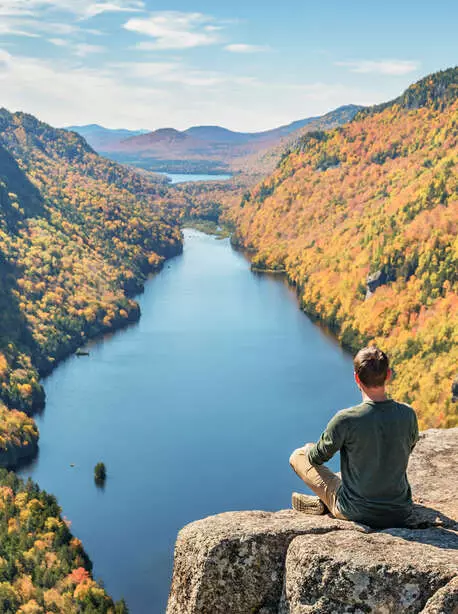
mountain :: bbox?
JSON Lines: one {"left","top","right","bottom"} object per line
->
{"left": 180, "top": 113, "right": 334, "bottom": 144}
{"left": 119, "top": 127, "right": 203, "bottom": 151}
{"left": 65, "top": 123, "right": 149, "bottom": 150}
{"left": 69, "top": 106, "right": 363, "bottom": 175}
{"left": 0, "top": 108, "right": 183, "bottom": 609}
{"left": 358, "top": 66, "right": 458, "bottom": 117}
{"left": 227, "top": 67, "right": 458, "bottom": 429}
{"left": 232, "top": 104, "right": 364, "bottom": 175}
{"left": 184, "top": 125, "right": 254, "bottom": 144}
{"left": 0, "top": 107, "right": 181, "bottom": 420}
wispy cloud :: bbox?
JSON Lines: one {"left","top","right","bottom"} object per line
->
{"left": 124, "top": 11, "right": 223, "bottom": 50}
{"left": 0, "top": 21, "right": 41, "bottom": 37}
{"left": 48, "top": 38, "right": 68, "bottom": 46}
{"left": 112, "top": 60, "right": 259, "bottom": 88}
{"left": 0, "top": 46, "right": 390, "bottom": 132}
{"left": 74, "top": 43, "right": 105, "bottom": 56}
{"left": 335, "top": 59, "right": 420, "bottom": 76}
{"left": 46, "top": 38, "right": 105, "bottom": 55}
{"left": 0, "top": 49, "right": 13, "bottom": 77}
{"left": 225, "top": 44, "right": 270, "bottom": 54}
{"left": 0, "top": 0, "right": 145, "bottom": 19}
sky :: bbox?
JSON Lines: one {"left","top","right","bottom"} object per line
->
{"left": 0, "top": 0, "right": 457, "bottom": 132}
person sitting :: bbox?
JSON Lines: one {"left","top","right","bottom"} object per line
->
{"left": 289, "top": 346, "right": 419, "bottom": 528}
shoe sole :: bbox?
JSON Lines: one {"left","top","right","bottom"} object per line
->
{"left": 292, "top": 492, "right": 326, "bottom": 515}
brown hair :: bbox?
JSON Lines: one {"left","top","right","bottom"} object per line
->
{"left": 354, "top": 346, "right": 389, "bottom": 388}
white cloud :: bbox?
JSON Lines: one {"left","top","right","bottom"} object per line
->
{"left": 225, "top": 44, "right": 270, "bottom": 53}
{"left": 0, "top": 49, "right": 163, "bottom": 127}
{"left": 0, "top": 47, "right": 391, "bottom": 133}
{"left": 0, "top": 21, "right": 40, "bottom": 37}
{"left": 48, "top": 38, "right": 68, "bottom": 46}
{"left": 335, "top": 59, "right": 420, "bottom": 76}
{"left": 79, "top": 1, "right": 144, "bottom": 18}
{"left": 0, "top": 0, "right": 144, "bottom": 19}
{"left": 0, "top": 49, "right": 13, "bottom": 77}
{"left": 74, "top": 43, "right": 105, "bottom": 56}
{"left": 46, "top": 38, "right": 106, "bottom": 55}
{"left": 112, "top": 60, "right": 259, "bottom": 88}
{"left": 124, "top": 11, "right": 222, "bottom": 50}
{"left": 0, "top": 7, "right": 112, "bottom": 41}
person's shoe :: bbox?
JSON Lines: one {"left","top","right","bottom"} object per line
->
{"left": 292, "top": 492, "right": 326, "bottom": 515}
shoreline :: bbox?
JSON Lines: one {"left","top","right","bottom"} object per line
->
{"left": 6, "top": 242, "right": 184, "bottom": 470}
{"left": 229, "top": 232, "right": 354, "bottom": 356}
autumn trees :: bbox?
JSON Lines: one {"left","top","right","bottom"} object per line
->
{"left": 227, "top": 68, "right": 458, "bottom": 429}
{"left": 0, "top": 469, "right": 125, "bottom": 612}
{"left": 0, "top": 111, "right": 183, "bottom": 458}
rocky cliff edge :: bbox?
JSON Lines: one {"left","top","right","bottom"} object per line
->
{"left": 167, "top": 428, "right": 458, "bottom": 614}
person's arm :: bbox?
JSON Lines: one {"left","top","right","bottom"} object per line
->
{"left": 308, "top": 412, "right": 346, "bottom": 465}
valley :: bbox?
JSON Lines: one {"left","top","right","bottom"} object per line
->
{"left": 0, "top": 64, "right": 456, "bottom": 612}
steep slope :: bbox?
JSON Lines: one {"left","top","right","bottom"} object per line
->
{"left": 228, "top": 67, "right": 458, "bottom": 428}
{"left": 0, "top": 468, "right": 128, "bottom": 612}
{"left": 0, "top": 109, "right": 181, "bottom": 425}
{"left": 233, "top": 105, "right": 364, "bottom": 175}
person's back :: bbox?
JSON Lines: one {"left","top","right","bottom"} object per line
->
{"left": 289, "top": 346, "right": 419, "bottom": 529}
{"left": 319, "top": 399, "right": 417, "bottom": 527}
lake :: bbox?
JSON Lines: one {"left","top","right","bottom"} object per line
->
{"left": 19, "top": 230, "right": 360, "bottom": 613}
{"left": 165, "top": 173, "right": 232, "bottom": 184}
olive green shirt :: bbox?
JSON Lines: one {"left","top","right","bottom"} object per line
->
{"left": 309, "top": 399, "right": 419, "bottom": 528}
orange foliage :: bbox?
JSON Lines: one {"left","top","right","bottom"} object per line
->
{"left": 229, "top": 89, "right": 458, "bottom": 428}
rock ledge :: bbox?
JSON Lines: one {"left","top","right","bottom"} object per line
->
{"left": 167, "top": 428, "right": 458, "bottom": 614}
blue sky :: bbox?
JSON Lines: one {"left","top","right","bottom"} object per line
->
{"left": 0, "top": 0, "right": 457, "bottom": 131}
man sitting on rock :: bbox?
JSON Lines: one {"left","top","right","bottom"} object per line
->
{"left": 289, "top": 346, "right": 419, "bottom": 528}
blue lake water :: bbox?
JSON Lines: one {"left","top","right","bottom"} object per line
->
{"left": 19, "top": 230, "right": 360, "bottom": 613}
{"left": 165, "top": 173, "right": 232, "bottom": 184}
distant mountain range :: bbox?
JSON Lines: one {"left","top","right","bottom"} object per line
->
{"left": 65, "top": 105, "right": 363, "bottom": 175}
{"left": 65, "top": 124, "right": 150, "bottom": 150}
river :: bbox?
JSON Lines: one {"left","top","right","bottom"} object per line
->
{"left": 19, "top": 229, "right": 360, "bottom": 613}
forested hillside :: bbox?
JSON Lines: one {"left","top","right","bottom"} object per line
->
{"left": 0, "top": 109, "right": 185, "bottom": 608}
{"left": 228, "top": 68, "right": 458, "bottom": 429}
{"left": 0, "top": 469, "right": 127, "bottom": 612}
{"left": 0, "top": 109, "right": 182, "bottom": 437}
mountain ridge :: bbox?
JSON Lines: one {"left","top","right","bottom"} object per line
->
{"left": 73, "top": 104, "right": 363, "bottom": 151}
{"left": 68, "top": 105, "right": 363, "bottom": 175}
{"left": 227, "top": 66, "right": 458, "bottom": 428}
{"left": 0, "top": 107, "right": 182, "bottom": 418}
{"left": 356, "top": 65, "right": 458, "bottom": 118}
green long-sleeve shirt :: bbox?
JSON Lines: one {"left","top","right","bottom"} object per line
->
{"left": 309, "top": 399, "right": 419, "bottom": 528}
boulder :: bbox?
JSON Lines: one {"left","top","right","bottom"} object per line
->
{"left": 167, "top": 428, "right": 458, "bottom": 613}
{"left": 407, "top": 428, "right": 457, "bottom": 525}
{"left": 421, "top": 576, "right": 458, "bottom": 613}
{"left": 279, "top": 529, "right": 457, "bottom": 613}
{"left": 166, "top": 511, "right": 369, "bottom": 614}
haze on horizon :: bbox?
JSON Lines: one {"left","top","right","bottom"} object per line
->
{"left": 0, "top": 0, "right": 457, "bottom": 132}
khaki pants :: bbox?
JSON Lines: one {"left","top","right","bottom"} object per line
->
{"left": 289, "top": 443, "right": 347, "bottom": 520}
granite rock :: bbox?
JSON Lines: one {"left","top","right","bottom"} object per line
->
{"left": 167, "top": 428, "right": 458, "bottom": 613}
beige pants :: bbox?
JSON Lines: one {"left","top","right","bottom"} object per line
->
{"left": 289, "top": 443, "right": 346, "bottom": 520}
